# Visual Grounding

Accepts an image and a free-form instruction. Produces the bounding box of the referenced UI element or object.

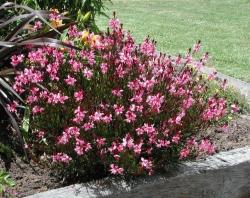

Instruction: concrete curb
[25,146,250,198]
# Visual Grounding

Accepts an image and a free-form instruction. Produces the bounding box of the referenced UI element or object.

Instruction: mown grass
[97,0,250,82]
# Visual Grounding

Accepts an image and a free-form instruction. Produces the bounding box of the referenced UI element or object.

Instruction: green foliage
[21,107,30,142]
[15,0,111,31]
[0,170,15,196]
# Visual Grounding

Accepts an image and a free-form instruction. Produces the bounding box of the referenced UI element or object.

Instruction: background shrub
[13,0,111,31]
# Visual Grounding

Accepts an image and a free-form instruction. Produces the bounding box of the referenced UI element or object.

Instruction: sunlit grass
[97,0,250,82]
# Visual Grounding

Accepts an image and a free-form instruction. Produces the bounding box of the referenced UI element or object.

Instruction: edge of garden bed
[25,146,250,198]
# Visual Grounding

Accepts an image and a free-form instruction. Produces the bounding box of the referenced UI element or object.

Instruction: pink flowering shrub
[12,17,240,179]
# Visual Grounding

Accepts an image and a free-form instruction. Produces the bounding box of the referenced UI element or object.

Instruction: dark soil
[0,113,250,198]
[0,158,61,198]
[206,114,250,152]
[0,108,62,198]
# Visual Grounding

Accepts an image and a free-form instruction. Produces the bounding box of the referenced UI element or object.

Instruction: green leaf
[0,170,15,189]
[4,178,15,187]
[60,28,68,41]
[21,107,30,140]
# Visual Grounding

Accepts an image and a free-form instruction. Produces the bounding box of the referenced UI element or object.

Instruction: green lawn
[96,0,250,82]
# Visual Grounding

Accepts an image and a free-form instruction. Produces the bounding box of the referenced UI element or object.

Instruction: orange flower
[81,30,90,43]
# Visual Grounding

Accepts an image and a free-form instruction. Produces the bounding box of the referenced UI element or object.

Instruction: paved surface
[25,147,250,198]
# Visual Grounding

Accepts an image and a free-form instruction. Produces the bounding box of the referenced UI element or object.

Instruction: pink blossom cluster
[12,17,237,177]
[179,137,215,159]
[202,97,226,121]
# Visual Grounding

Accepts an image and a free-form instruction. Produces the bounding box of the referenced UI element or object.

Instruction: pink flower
[156,139,170,148]
[130,92,144,104]
[74,90,84,102]
[202,52,209,63]
[192,40,201,53]
[125,111,137,123]
[176,55,182,65]
[32,105,44,114]
[64,75,77,86]
[140,39,155,56]
[7,101,18,113]
[74,138,92,156]
[231,104,239,113]
[208,71,217,80]
[49,10,61,21]
[185,52,192,64]
[52,153,72,164]
[27,95,39,104]
[96,137,106,147]
[102,114,112,123]
[133,142,143,154]
[47,92,69,104]
[46,62,59,81]
[186,137,197,147]
[33,21,42,31]
[28,49,47,66]
[90,111,104,122]
[140,157,153,173]
[69,59,82,72]
[100,63,109,74]
[11,54,24,67]
[202,97,226,121]
[122,134,134,149]
[180,147,190,159]
[109,164,124,175]
[83,68,93,79]
[87,51,95,65]
[108,142,124,154]
[68,25,80,38]
[108,18,120,31]
[73,106,87,124]
[57,126,81,145]
[169,111,186,125]
[146,93,164,113]
[82,122,94,131]
[37,130,45,139]
[172,133,181,144]
[112,89,123,98]
[116,65,125,78]
[182,97,194,110]
[136,123,156,137]
[113,104,124,116]
[199,139,215,155]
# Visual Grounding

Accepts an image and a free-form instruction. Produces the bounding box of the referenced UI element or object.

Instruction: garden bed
[1,113,250,197]
[1,1,249,198]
